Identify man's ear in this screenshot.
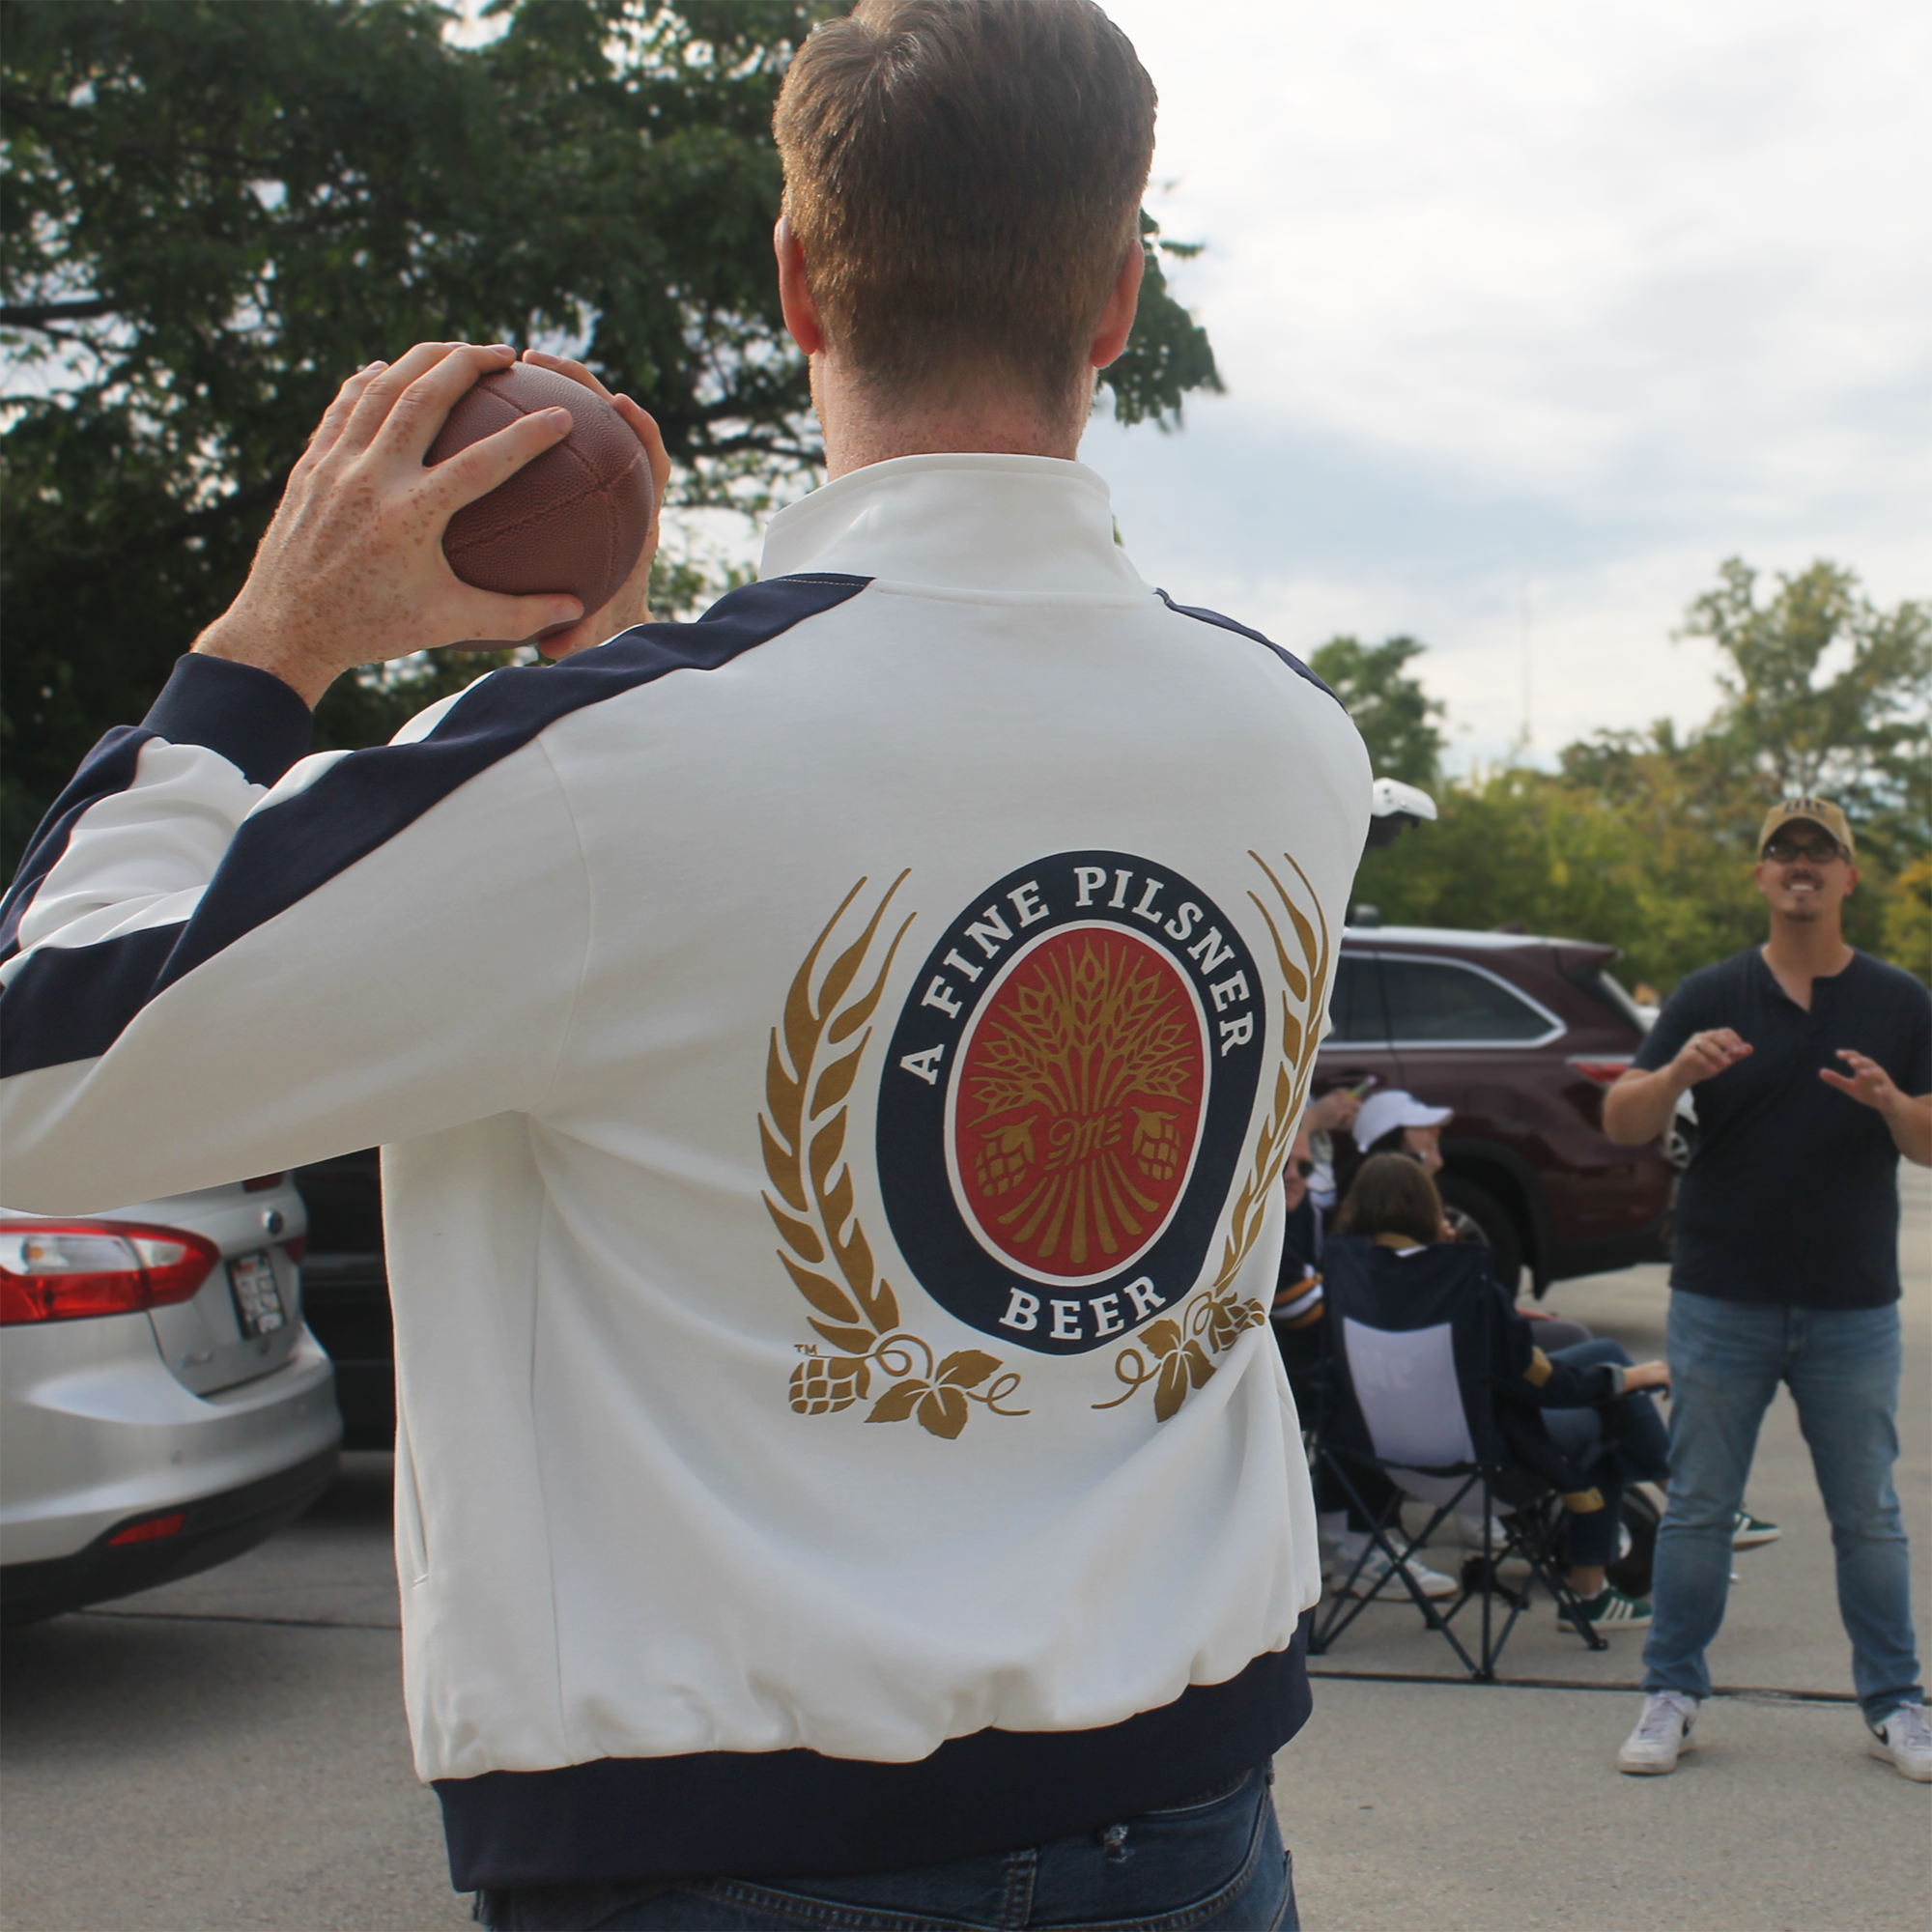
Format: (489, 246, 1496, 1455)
(775, 216, 825, 358)
(1089, 239, 1146, 372)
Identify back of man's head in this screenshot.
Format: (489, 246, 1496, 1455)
(775, 0, 1156, 419)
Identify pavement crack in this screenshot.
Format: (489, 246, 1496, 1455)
(1307, 1667, 1858, 1703)
(81, 1607, 402, 1633)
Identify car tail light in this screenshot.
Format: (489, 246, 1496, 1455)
(107, 1512, 186, 1547)
(0, 1221, 221, 1325)
(1567, 1055, 1634, 1089)
(242, 1174, 286, 1192)
(284, 1236, 307, 1264)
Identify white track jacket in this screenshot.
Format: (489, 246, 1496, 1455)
(1, 453, 1369, 1886)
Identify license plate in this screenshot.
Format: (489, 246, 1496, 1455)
(228, 1249, 288, 1338)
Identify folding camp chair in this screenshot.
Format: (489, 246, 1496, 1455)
(1308, 1236, 1609, 1681)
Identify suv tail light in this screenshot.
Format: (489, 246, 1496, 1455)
(1567, 1054, 1634, 1089)
(0, 1221, 221, 1326)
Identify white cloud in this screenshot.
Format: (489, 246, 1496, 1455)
(1082, 0, 1932, 767)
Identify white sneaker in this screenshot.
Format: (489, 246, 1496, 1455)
(1868, 1702, 1932, 1782)
(1617, 1691, 1698, 1775)
(1328, 1548, 1458, 1601)
(1450, 1511, 1512, 1550)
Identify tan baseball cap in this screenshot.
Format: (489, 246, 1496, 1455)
(1758, 796, 1855, 858)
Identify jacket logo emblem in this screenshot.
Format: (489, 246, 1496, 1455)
(879, 853, 1264, 1359)
(762, 850, 1331, 1432)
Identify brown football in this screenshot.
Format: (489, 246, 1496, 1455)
(426, 362, 653, 618)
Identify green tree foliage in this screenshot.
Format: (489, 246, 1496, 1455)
(1881, 855, 1932, 980)
(1308, 634, 1444, 786)
(0, 0, 1223, 868)
(1682, 558, 1930, 876)
(1346, 561, 1929, 991)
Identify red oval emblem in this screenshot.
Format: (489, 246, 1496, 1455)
(946, 924, 1208, 1286)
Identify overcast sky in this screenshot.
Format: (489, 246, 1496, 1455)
(460, 0, 1929, 770)
(1081, 0, 1931, 768)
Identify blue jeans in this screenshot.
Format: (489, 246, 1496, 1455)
(1643, 1291, 1922, 1724)
(472, 1763, 1293, 1930)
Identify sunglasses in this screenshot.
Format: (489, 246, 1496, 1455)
(1290, 1156, 1315, 1179)
(1762, 836, 1845, 866)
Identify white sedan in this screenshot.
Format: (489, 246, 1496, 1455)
(1, 1173, 340, 1626)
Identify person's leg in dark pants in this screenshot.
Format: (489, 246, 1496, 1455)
(1546, 1338, 1672, 1485)
(1543, 1406, 1625, 1605)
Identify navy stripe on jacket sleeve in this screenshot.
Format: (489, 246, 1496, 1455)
(0, 575, 869, 1079)
(1154, 589, 1342, 707)
(144, 653, 318, 788)
(1, 728, 153, 964)
(1, 658, 314, 968)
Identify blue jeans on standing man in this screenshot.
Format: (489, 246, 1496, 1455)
(1643, 1289, 1922, 1725)
(474, 1762, 1295, 1931)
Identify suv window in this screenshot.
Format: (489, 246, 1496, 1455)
(1327, 952, 1389, 1042)
(1567, 963, 1648, 1033)
(1381, 956, 1556, 1044)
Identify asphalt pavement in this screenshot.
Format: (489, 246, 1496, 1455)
(5, 1172, 1927, 1931)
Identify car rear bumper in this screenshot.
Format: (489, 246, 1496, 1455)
(1, 1326, 341, 1565)
(0, 1445, 339, 1626)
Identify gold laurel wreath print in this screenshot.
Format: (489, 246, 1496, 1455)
(763, 874, 1029, 1439)
(1094, 849, 1333, 1422)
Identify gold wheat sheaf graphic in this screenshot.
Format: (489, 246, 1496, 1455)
(965, 936, 1200, 1271)
(1094, 849, 1333, 1422)
(764, 875, 1028, 1438)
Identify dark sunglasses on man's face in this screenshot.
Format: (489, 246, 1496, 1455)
(1763, 837, 1844, 866)
(1291, 1157, 1315, 1179)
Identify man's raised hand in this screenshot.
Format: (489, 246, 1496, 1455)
(1670, 1029, 1753, 1089)
(516, 349, 671, 662)
(193, 343, 589, 706)
(1819, 1049, 1900, 1112)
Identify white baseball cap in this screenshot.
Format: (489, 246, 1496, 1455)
(1354, 1090, 1453, 1151)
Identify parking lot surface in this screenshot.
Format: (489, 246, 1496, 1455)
(5, 1172, 1927, 1931)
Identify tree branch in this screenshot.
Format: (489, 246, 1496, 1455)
(0, 299, 119, 328)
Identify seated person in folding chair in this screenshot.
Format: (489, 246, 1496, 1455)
(1350, 1088, 1598, 1351)
(1272, 1127, 1459, 1602)
(1337, 1105, 1770, 1553)
(1328, 1154, 1674, 1631)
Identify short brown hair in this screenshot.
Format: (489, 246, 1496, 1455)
(775, 0, 1155, 412)
(1334, 1153, 1445, 1248)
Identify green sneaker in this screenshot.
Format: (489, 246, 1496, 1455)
(1733, 1509, 1781, 1549)
(1563, 1585, 1652, 1631)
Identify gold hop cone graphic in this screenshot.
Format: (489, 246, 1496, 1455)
(789, 1353, 871, 1415)
(1130, 1107, 1182, 1181)
(973, 1118, 1038, 1198)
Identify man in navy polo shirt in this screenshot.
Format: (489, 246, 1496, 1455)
(1603, 797, 1931, 1780)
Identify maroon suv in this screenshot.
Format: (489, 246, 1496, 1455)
(1315, 923, 1673, 1293)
